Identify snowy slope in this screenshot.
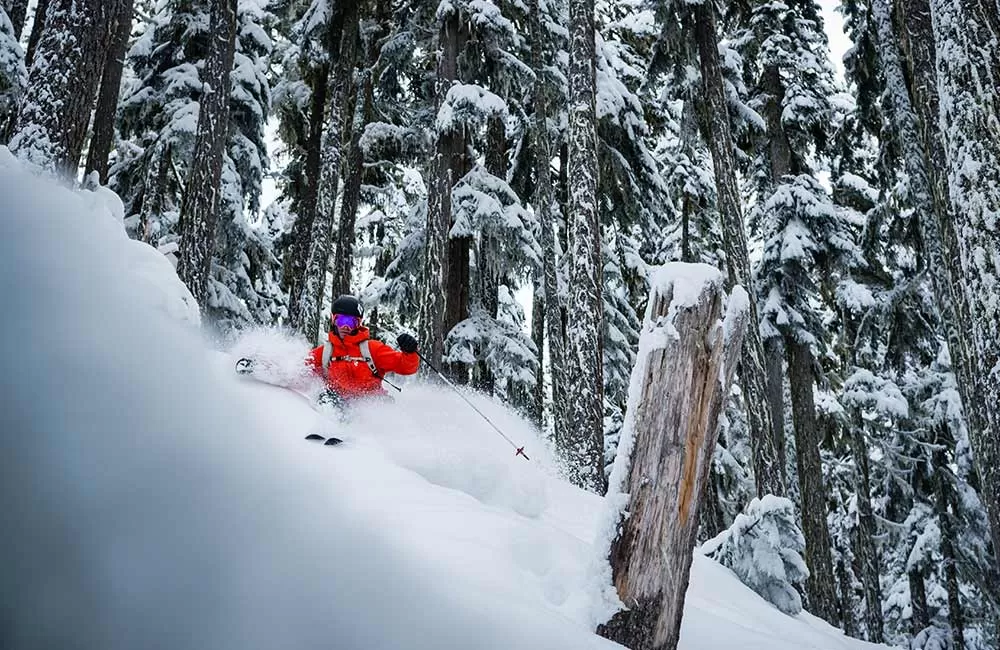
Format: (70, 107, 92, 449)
(0, 150, 889, 650)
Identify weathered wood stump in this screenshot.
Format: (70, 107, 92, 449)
(597, 264, 749, 650)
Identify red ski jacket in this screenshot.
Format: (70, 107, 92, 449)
(307, 327, 418, 398)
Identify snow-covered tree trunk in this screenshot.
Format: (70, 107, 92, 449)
(176, 0, 237, 307)
(23, 0, 47, 68)
(693, 1, 784, 499)
(908, 567, 930, 636)
(83, 0, 133, 186)
(785, 337, 839, 624)
(285, 56, 332, 326)
(849, 418, 883, 641)
(928, 0, 1000, 560)
(0, 4, 25, 145)
(934, 433, 966, 649)
(4, 0, 26, 39)
(562, 0, 605, 493)
(531, 0, 568, 449)
(836, 556, 859, 638)
(332, 29, 375, 298)
(531, 282, 545, 427)
(598, 265, 749, 650)
(420, 7, 468, 369)
(9, 0, 113, 179)
(881, 0, 979, 435)
(297, 2, 360, 341)
(764, 337, 788, 485)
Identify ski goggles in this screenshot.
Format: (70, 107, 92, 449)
(332, 313, 362, 330)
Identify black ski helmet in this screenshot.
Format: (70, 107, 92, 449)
(331, 294, 364, 319)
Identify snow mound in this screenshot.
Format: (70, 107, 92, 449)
(1, 153, 890, 650)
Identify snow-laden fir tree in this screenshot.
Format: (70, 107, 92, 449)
(736, 0, 854, 623)
(114, 0, 282, 329)
(702, 495, 809, 616)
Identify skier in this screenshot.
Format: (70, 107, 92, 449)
(308, 294, 419, 406)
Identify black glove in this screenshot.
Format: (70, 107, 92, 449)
(397, 333, 418, 353)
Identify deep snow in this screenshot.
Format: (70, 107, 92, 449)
(0, 150, 889, 650)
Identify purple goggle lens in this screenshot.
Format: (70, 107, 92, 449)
(333, 314, 361, 329)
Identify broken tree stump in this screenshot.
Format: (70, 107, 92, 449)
(597, 263, 749, 650)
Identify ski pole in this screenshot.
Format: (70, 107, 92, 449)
(417, 352, 529, 461)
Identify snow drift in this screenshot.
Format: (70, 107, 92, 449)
(0, 150, 887, 650)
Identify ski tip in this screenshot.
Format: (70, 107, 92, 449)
(305, 434, 325, 442)
(323, 437, 344, 446)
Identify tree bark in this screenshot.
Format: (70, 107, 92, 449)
(10, 0, 114, 179)
(176, 0, 237, 307)
(23, 0, 47, 68)
(598, 266, 748, 650)
(934, 431, 965, 649)
(285, 58, 331, 322)
(836, 554, 859, 639)
(692, 2, 784, 499)
(785, 336, 839, 625)
(908, 566, 930, 635)
(297, 1, 360, 341)
(331, 30, 376, 298)
(84, 0, 134, 186)
(563, 0, 605, 494)
(764, 336, 788, 486)
(926, 0, 1000, 563)
(531, 0, 568, 448)
(420, 7, 468, 369)
(531, 283, 545, 428)
(6, 0, 27, 39)
(848, 418, 883, 641)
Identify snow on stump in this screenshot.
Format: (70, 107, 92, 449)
(597, 263, 749, 650)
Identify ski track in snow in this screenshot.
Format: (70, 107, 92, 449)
(0, 150, 891, 649)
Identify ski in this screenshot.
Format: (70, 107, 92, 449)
(305, 433, 344, 446)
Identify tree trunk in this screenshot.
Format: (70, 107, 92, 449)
(139, 142, 171, 243)
(927, 0, 1000, 563)
(849, 418, 883, 641)
(598, 265, 749, 650)
(836, 554, 859, 639)
(84, 0, 134, 186)
(297, 1, 360, 341)
(331, 29, 376, 298)
(176, 0, 237, 307)
(23, 0, 47, 68)
(531, 283, 545, 428)
(285, 58, 332, 323)
(420, 8, 468, 369)
(785, 336, 839, 625)
(934, 430, 965, 649)
(563, 0, 605, 494)
(10, 0, 114, 179)
(908, 566, 930, 636)
(692, 2, 784, 499)
(531, 0, 568, 448)
(6, 0, 27, 39)
(764, 336, 788, 486)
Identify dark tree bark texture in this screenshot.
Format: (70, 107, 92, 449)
(84, 0, 134, 185)
(176, 0, 237, 307)
(785, 337, 839, 625)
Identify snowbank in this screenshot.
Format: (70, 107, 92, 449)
(0, 153, 889, 650)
